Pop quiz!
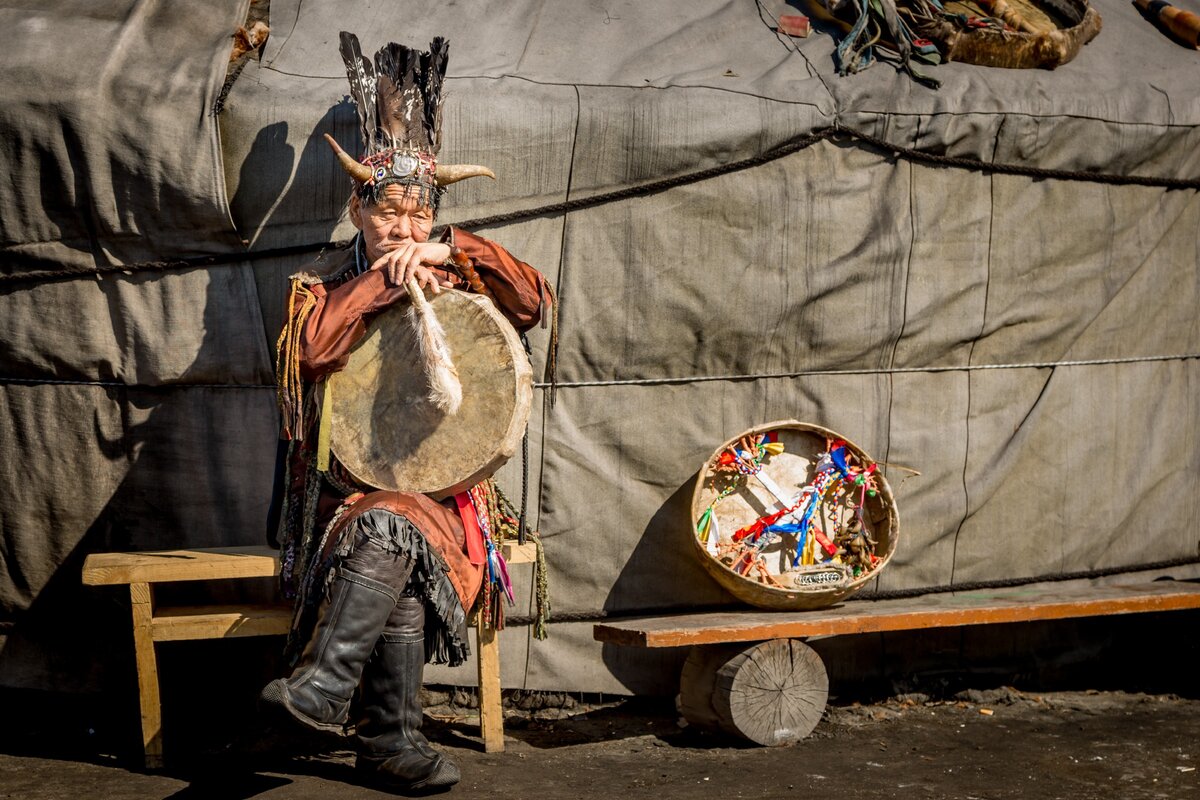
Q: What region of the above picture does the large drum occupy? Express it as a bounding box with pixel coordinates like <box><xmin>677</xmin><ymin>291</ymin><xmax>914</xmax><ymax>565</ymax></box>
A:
<box><xmin>691</xmin><ymin>420</ymin><xmax>899</xmax><ymax>610</ymax></box>
<box><xmin>327</xmin><ymin>288</ymin><xmax>533</xmax><ymax>499</ymax></box>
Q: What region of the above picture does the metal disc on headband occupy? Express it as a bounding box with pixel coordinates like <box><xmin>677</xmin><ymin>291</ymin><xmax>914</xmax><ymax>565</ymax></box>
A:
<box><xmin>328</xmin><ymin>289</ymin><xmax>533</xmax><ymax>499</ymax></box>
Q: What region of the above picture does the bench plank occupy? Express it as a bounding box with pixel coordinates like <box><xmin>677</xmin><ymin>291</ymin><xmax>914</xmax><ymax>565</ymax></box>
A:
<box><xmin>82</xmin><ymin>542</ymin><xmax>536</xmax><ymax>587</ymax></box>
<box><xmin>152</xmin><ymin>605</ymin><xmax>293</xmax><ymax>642</ymax></box>
<box><xmin>594</xmin><ymin>581</ymin><xmax>1200</xmax><ymax>648</ymax></box>
<box><xmin>82</xmin><ymin>546</ymin><xmax>280</xmax><ymax>586</ymax></box>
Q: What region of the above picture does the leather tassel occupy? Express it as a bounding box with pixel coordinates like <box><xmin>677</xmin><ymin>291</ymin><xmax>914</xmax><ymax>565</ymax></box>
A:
<box><xmin>406</xmin><ymin>279</ymin><xmax>462</xmax><ymax>415</ymax></box>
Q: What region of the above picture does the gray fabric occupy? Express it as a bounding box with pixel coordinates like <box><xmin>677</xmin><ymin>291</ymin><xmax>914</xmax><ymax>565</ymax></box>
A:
<box><xmin>0</xmin><ymin>0</ymin><xmax>247</xmax><ymax>278</ymax></box>
<box><xmin>0</xmin><ymin>265</ymin><xmax>272</xmax><ymax>385</ymax></box>
<box><xmin>2</xmin><ymin>0</ymin><xmax>1198</xmax><ymax>695</ymax></box>
<box><xmin>250</xmin><ymin>0</ymin><xmax>1200</xmax><ymax>189</ymax></box>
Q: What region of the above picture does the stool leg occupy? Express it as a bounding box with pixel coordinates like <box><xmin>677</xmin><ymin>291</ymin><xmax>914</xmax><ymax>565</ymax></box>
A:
<box><xmin>475</xmin><ymin>624</ymin><xmax>503</xmax><ymax>753</ymax></box>
<box><xmin>129</xmin><ymin>582</ymin><xmax>163</xmax><ymax>769</ymax></box>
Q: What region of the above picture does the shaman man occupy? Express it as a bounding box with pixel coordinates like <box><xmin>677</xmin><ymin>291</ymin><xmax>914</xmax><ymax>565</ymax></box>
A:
<box><xmin>261</xmin><ymin>32</ymin><xmax>550</xmax><ymax>793</ymax></box>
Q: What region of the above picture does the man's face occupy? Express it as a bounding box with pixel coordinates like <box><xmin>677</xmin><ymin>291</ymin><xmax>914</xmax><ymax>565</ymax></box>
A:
<box><xmin>351</xmin><ymin>184</ymin><xmax>435</xmax><ymax>263</ymax></box>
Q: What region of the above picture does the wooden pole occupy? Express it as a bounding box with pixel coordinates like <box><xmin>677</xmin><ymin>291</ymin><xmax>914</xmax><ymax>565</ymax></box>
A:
<box><xmin>129</xmin><ymin>582</ymin><xmax>163</xmax><ymax>769</ymax></box>
<box><xmin>1135</xmin><ymin>0</ymin><xmax>1200</xmax><ymax>48</ymax></box>
<box><xmin>476</xmin><ymin>624</ymin><xmax>504</xmax><ymax>753</ymax></box>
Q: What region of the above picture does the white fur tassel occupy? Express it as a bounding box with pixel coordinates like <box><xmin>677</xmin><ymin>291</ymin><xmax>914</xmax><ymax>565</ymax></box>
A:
<box><xmin>406</xmin><ymin>279</ymin><xmax>463</xmax><ymax>415</ymax></box>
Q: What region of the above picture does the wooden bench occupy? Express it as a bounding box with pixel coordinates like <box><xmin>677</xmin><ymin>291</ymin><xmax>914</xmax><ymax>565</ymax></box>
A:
<box><xmin>82</xmin><ymin>542</ymin><xmax>536</xmax><ymax>768</ymax></box>
<box><xmin>594</xmin><ymin>580</ymin><xmax>1200</xmax><ymax>746</ymax></box>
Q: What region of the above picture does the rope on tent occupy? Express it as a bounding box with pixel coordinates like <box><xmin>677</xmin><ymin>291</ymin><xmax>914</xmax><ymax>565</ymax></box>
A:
<box><xmin>4</xmin><ymin>352</ymin><xmax>1198</xmax><ymax>392</ymax></box>
<box><xmin>4</xmin><ymin>125</ymin><xmax>1198</xmax><ymax>285</ymax></box>
<box><xmin>528</xmin><ymin>353</ymin><xmax>1200</xmax><ymax>391</ymax></box>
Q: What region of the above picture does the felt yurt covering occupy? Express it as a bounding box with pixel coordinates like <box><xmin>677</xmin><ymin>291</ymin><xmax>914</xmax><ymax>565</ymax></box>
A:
<box><xmin>1</xmin><ymin>0</ymin><xmax>1198</xmax><ymax>696</ymax></box>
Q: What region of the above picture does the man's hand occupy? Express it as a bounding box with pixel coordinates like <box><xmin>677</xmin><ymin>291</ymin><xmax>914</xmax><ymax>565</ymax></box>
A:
<box><xmin>371</xmin><ymin>242</ymin><xmax>454</xmax><ymax>293</ymax></box>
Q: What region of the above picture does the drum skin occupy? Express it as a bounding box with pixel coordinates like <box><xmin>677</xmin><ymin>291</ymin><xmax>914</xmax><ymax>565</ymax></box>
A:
<box><xmin>328</xmin><ymin>289</ymin><xmax>533</xmax><ymax>499</ymax></box>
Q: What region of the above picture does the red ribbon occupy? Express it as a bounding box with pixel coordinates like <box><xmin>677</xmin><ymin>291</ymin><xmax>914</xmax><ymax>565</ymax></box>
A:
<box><xmin>733</xmin><ymin>504</ymin><xmax>794</xmax><ymax>542</ymax></box>
<box><xmin>812</xmin><ymin>525</ymin><xmax>838</xmax><ymax>557</ymax></box>
<box><xmin>454</xmin><ymin>492</ymin><xmax>487</xmax><ymax>566</ymax></box>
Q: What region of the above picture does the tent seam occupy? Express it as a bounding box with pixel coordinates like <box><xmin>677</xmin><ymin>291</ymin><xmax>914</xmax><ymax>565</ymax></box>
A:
<box><xmin>949</xmin><ymin>168</ymin><xmax>995</xmax><ymax>586</ymax></box>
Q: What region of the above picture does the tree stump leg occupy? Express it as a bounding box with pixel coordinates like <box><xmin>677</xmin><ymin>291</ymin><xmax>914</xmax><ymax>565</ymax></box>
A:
<box><xmin>680</xmin><ymin>638</ymin><xmax>828</xmax><ymax>746</ymax></box>
<box><xmin>678</xmin><ymin>644</ymin><xmax>745</xmax><ymax>731</ymax></box>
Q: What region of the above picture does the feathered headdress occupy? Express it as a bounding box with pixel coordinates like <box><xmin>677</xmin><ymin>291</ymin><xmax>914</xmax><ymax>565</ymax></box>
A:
<box><xmin>324</xmin><ymin>31</ymin><xmax>494</xmax><ymax>206</ymax></box>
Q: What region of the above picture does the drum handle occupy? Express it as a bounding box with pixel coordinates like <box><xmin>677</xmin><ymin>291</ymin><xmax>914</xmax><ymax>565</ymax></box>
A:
<box><xmin>448</xmin><ymin>246</ymin><xmax>496</xmax><ymax>302</ymax></box>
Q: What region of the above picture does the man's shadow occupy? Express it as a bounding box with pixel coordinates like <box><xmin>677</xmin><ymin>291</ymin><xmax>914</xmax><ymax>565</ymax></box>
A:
<box><xmin>231</xmin><ymin>101</ymin><xmax>359</xmax><ymax>345</ymax></box>
<box><xmin>230</xmin><ymin>100</ymin><xmax>357</xmax><ymax>255</ymax></box>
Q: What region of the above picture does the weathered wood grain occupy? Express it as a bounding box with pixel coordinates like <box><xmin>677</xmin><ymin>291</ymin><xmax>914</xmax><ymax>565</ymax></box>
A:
<box><xmin>83</xmin><ymin>541</ymin><xmax>535</xmax><ymax>587</ymax></box>
<box><xmin>476</xmin><ymin>624</ymin><xmax>504</xmax><ymax>753</ymax></box>
<box><xmin>594</xmin><ymin>582</ymin><xmax>1200</xmax><ymax>648</ymax></box>
<box><xmin>129</xmin><ymin>582</ymin><xmax>163</xmax><ymax>769</ymax></box>
<box><xmin>711</xmin><ymin>639</ymin><xmax>827</xmax><ymax>746</ymax></box>
<box><xmin>678</xmin><ymin>644</ymin><xmax>744</xmax><ymax>731</ymax></box>
<box><xmin>151</xmin><ymin>604</ymin><xmax>292</xmax><ymax>641</ymax></box>
<box><xmin>82</xmin><ymin>546</ymin><xmax>280</xmax><ymax>585</ymax></box>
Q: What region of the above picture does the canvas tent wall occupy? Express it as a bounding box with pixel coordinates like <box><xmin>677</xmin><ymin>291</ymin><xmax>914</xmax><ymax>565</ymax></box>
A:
<box><xmin>1</xmin><ymin>0</ymin><xmax>1198</xmax><ymax>697</ymax></box>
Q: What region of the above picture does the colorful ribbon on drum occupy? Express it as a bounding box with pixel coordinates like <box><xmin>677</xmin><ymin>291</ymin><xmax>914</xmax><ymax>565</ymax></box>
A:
<box><xmin>698</xmin><ymin>437</ymin><xmax>882</xmax><ymax>584</ymax></box>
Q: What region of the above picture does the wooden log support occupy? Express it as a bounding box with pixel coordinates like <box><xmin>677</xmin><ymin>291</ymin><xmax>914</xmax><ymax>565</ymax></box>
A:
<box><xmin>679</xmin><ymin>640</ymin><xmax>828</xmax><ymax>746</ymax></box>
<box><xmin>717</xmin><ymin>639</ymin><xmax>827</xmax><ymax>746</ymax></box>
<box><xmin>678</xmin><ymin>644</ymin><xmax>745</xmax><ymax>731</ymax></box>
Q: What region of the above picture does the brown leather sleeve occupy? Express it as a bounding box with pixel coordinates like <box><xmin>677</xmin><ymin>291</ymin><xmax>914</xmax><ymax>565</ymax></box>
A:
<box><xmin>299</xmin><ymin>269</ymin><xmax>407</xmax><ymax>380</ymax></box>
<box><xmin>298</xmin><ymin>265</ymin><xmax>468</xmax><ymax>380</ymax></box>
<box><xmin>447</xmin><ymin>227</ymin><xmax>548</xmax><ymax>332</ymax></box>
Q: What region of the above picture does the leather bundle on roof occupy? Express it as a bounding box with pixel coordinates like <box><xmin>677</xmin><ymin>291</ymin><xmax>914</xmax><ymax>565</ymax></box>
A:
<box><xmin>822</xmin><ymin>0</ymin><xmax>1102</xmax><ymax>87</ymax></box>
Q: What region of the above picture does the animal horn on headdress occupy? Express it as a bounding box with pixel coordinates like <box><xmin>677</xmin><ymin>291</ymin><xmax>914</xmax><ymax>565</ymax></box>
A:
<box><xmin>435</xmin><ymin>165</ymin><xmax>496</xmax><ymax>186</ymax></box>
<box><xmin>323</xmin><ymin>133</ymin><xmax>374</xmax><ymax>184</ymax></box>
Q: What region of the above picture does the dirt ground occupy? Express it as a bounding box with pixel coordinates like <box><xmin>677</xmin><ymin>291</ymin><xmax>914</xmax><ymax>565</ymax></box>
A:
<box><xmin>1</xmin><ymin>688</ymin><xmax>1196</xmax><ymax>800</ymax></box>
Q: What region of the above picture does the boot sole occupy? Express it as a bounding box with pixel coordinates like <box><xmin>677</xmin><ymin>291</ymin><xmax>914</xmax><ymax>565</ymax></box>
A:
<box><xmin>259</xmin><ymin>679</ymin><xmax>347</xmax><ymax>735</ymax></box>
<box><xmin>356</xmin><ymin>756</ymin><xmax>461</xmax><ymax>794</ymax></box>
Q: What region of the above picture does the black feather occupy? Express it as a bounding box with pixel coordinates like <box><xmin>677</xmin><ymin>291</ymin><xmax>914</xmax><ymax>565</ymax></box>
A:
<box><xmin>424</xmin><ymin>38</ymin><xmax>448</xmax><ymax>154</ymax></box>
<box><xmin>338</xmin><ymin>31</ymin><xmax>376</xmax><ymax>151</ymax></box>
<box><xmin>374</xmin><ymin>43</ymin><xmax>419</xmax><ymax>151</ymax></box>
<box><xmin>339</xmin><ymin>35</ymin><xmax>450</xmax><ymax>157</ymax></box>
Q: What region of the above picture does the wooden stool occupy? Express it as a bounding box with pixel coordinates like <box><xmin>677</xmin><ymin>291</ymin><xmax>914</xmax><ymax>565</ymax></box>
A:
<box><xmin>82</xmin><ymin>542</ymin><xmax>535</xmax><ymax>768</ymax></box>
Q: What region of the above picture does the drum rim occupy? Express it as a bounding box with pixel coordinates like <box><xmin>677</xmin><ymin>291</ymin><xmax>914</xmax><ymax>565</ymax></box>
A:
<box><xmin>689</xmin><ymin>419</ymin><xmax>900</xmax><ymax>609</ymax></box>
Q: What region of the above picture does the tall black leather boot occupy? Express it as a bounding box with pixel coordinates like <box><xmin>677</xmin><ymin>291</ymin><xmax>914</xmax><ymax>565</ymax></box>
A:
<box><xmin>260</xmin><ymin>567</ymin><xmax>400</xmax><ymax>733</ymax></box>
<box><xmin>355</xmin><ymin>595</ymin><xmax>460</xmax><ymax>793</ymax></box>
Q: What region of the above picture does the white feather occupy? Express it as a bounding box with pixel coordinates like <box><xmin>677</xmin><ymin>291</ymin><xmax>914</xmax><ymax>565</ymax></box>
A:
<box><xmin>406</xmin><ymin>280</ymin><xmax>462</xmax><ymax>415</ymax></box>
